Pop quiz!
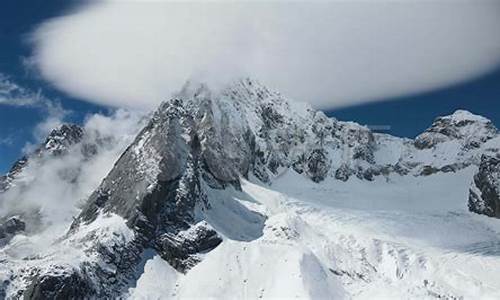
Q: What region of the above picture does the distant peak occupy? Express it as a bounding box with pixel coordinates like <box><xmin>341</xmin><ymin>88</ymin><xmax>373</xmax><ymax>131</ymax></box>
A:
<box><xmin>443</xmin><ymin>109</ymin><xmax>492</xmax><ymax>124</ymax></box>
<box><xmin>48</xmin><ymin>123</ymin><xmax>84</xmax><ymax>137</ymax></box>
<box><xmin>415</xmin><ymin>109</ymin><xmax>497</xmax><ymax>149</ymax></box>
<box><xmin>42</xmin><ymin>123</ymin><xmax>84</xmax><ymax>155</ymax></box>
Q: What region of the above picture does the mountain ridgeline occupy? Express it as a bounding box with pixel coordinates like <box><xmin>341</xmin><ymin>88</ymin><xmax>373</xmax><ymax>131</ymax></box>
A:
<box><xmin>1</xmin><ymin>79</ymin><xmax>500</xmax><ymax>298</ymax></box>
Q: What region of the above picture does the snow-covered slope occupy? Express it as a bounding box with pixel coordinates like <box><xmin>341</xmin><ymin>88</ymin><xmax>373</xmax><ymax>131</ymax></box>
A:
<box><xmin>155</xmin><ymin>171</ymin><xmax>500</xmax><ymax>299</ymax></box>
<box><xmin>1</xmin><ymin>79</ymin><xmax>500</xmax><ymax>299</ymax></box>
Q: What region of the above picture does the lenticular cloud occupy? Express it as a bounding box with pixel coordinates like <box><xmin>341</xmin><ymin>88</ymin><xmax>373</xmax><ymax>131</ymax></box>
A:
<box><xmin>32</xmin><ymin>0</ymin><xmax>500</xmax><ymax>109</ymax></box>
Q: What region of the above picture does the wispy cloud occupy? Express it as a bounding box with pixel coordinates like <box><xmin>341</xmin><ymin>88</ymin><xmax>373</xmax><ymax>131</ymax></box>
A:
<box><xmin>0</xmin><ymin>136</ymin><xmax>13</xmax><ymax>147</ymax></box>
<box><xmin>0</xmin><ymin>73</ymin><xmax>46</xmax><ymax>107</ymax></box>
<box><xmin>0</xmin><ymin>73</ymin><xmax>72</xmax><ymax>152</ymax></box>
<box><xmin>22</xmin><ymin>101</ymin><xmax>70</xmax><ymax>154</ymax></box>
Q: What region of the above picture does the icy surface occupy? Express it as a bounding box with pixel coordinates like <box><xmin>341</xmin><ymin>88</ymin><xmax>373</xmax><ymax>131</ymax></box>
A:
<box><xmin>125</xmin><ymin>170</ymin><xmax>500</xmax><ymax>299</ymax></box>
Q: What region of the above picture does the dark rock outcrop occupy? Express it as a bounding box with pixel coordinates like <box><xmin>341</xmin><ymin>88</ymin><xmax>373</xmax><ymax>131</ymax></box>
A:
<box><xmin>23</xmin><ymin>269</ymin><xmax>95</xmax><ymax>300</ymax></box>
<box><xmin>0</xmin><ymin>216</ymin><xmax>25</xmax><ymax>241</ymax></box>
<box><xmin>27</xmin><ymin>98</ymin><xmax>231</xmax><ymax>297</ymax></box>
<box><xmin>38</xmin><ymin>124</ymin><xmax>85</xmax><ymax>156</ymax></box>
<box><xmin>469</xmin><ymin>155</ymin><xmax>500</xmax><ymax>218</ymax></box>
<box><xmin>155</xmin><ymin>221</ymin><xmax>222</xmax><ymax>272</ymax></box>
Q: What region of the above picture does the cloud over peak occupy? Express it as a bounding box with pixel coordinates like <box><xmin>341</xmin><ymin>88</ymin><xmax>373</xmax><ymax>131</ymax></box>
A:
<box><xmin>32</xmin><ymin>0</ymin><xmax>500</xmax><ymax>109</ymax></box>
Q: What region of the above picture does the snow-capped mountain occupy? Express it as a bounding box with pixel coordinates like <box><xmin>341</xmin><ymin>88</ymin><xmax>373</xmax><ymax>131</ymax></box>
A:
<box><xmin>1</xmin><ymin>79</ymin><xmax>500</xmax><ymax>299</ymax></box>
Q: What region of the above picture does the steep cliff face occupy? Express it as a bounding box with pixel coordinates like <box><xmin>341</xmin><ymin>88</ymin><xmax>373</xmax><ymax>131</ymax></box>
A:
<box><xmin>469</xmin><ymin>155</ymin><xmax>500</xmax><ymax>218</ymax></box>
<box><xmin>70</xmin><ymin>98</ymin><xmax>224</xmax><ymax>286</ymax></box>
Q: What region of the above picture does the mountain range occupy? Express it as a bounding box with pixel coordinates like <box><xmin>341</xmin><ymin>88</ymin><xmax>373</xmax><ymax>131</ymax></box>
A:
<box><xmin>1</xmin><ymin>79</ymin><xmax>500</xmax><ymax>299</ymax></box>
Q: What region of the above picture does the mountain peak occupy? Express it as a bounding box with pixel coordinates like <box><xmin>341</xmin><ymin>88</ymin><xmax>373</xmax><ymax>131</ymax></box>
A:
<box><xmin>174</xmin><ymin>78</ymin><xmax>271</xmax><ymax>102</ymax></box>
<box><xmin>42</xmin><ymin>123</ymin><xmax>84</xmax><ymax>154</ymax></box>
<box><xmin>444</xmin><ymin>109</ymin><xmax>493</xmax><ymax>125</ymax></box>
<box><xmin>414</xmin><ymin>109</ymin><xmax>497</xmax><ymax>150</ymax></box>
<box><xmin>175</xmin><ymin>80</ymin><xmax>212</xmax><ymax>101</ymax></box>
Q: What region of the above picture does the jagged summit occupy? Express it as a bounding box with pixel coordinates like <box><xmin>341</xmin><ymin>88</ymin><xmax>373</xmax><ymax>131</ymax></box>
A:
<box><xmin>40</xmin><ymin>124</ymin><xmax>84</xmax><ymax>155</ymax></box>
<box><xmin>415</xmin><ymin>109</ymin><xmax>497</xmax><ymax>150</ymax></box>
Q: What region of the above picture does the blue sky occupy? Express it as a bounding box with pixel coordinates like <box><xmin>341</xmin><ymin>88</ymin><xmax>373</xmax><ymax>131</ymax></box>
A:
<box><xmin>0</xmin><ymin>0</ymin><xmax>105</xmax><ymax>172</ymax></box>
<box><xmin>328</xmin><ymin>67</ymin><xmax>500</xmax><ymax>137</ymax></box>
<box><xmin>1</xmin><ymin>0</ymin><xmax>499</xmax><ymax>173</ymax></box>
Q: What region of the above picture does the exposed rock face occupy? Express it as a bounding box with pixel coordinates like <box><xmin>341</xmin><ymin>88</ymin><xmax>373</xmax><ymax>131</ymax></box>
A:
<box><xmin>415</xmin><ymin>110</ymin><xmax>497</xmax><ymax>150</ymax></box>
<box><xmin>75</xmin><ymin>99</ymin><xmax>196</xmax><ymax>228</ymax></box>
<box><xmin>0</xmin><ymin>157</ymin><xmax>28</xmax><ymax>193</ymax></box>
<box><xmin>38</xmin><ymin>124</ymin><xmax>85</xmax><ymax>156</ymax></box>
<box><xmin>211</xmin><ymin>79</ymin><xmax>380</xmax><ymax>183</ymax></box>
<box><xmin>0</xmin><ymin>216</ymin><xmax>25</xmax><ymax>243</ymax></box>
<box><xmin>25</xmin><ymin>97</ymin><xmax>228</xmax><ymax>297</ymax></box>
<box><xmin>23</xmin><ymin>269</ymin><xmax>95</xmax><ymax>300</ymax></box>
<box><xmin>155</xmin><ymin>221</ymin><xmax>222</xmax><ymax>272</ymax></box>
<box><xmin>469</xmin><ymin>155</ymin><xmax>500</xmax><ymax>218</ymax></box>
<box><xmin>304</xmin><ymin>149</ymin><xmax>330</xmax><ymax>183</ymax></box>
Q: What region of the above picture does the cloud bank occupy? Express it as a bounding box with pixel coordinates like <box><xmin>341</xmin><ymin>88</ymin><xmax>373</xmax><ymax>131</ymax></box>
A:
<box><xmin>32</xmin><ymin>0</ymin><xmax>500</xmax><ymax>109</ymax></box>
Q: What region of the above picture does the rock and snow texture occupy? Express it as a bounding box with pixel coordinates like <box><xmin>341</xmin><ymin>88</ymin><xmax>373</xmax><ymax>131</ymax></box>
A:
<box><xmin>132</xmin><ymin>170</ymin><xmax>500</xmax><ymax>299</ymax></box>
<box><xmin>0</xmin><ymin>111</ymin><xmax>143</xmax><ymax>298</ymax></box>
<box><xmin>1</xmin><ymin>79</ymin><xmax>500</xmax><ymax>299</ymax></box>
<box><xmin>414</xmin><ymin>110</ymin><xmax>497</xmax><ymax>150</ymax></box>
<box><xmin>469</xmin><ymin>154</ymin><xmax>500</xmax><ymax>218</ymax></box>
<box><xmin>0</xmin><ymin>124</ymin><xmax>84</xmax><ymax>193</ymax></box>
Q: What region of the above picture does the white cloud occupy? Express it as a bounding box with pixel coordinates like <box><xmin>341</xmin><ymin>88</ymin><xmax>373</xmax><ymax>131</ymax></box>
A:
<box><xmin>0</xmin><ymin>73</ymin><xmax>74</xmax><ymax>151</ymax></box>
<box><xmin>0</xmin><ymin>73</ymin><xmax>44</xmax><ymax>107</ymax></box>
<box><xmin>0</xmin><ymin>136</ymin><xmax>13</xmax><ymax>147</ymax></box>
<box><xmin>32</xmin><ymin>0</ymin><xmax>500</xmax><ymax>109</ymax></box>
<box><xmin>33</xmin><ymin>101</ymin><xmax>69</xmax><ymax>139</ymax></box>
<box><xmin>0</xmin><ymin>109</ymin><xmax>144</xmax><ymax>253</ymax></box>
